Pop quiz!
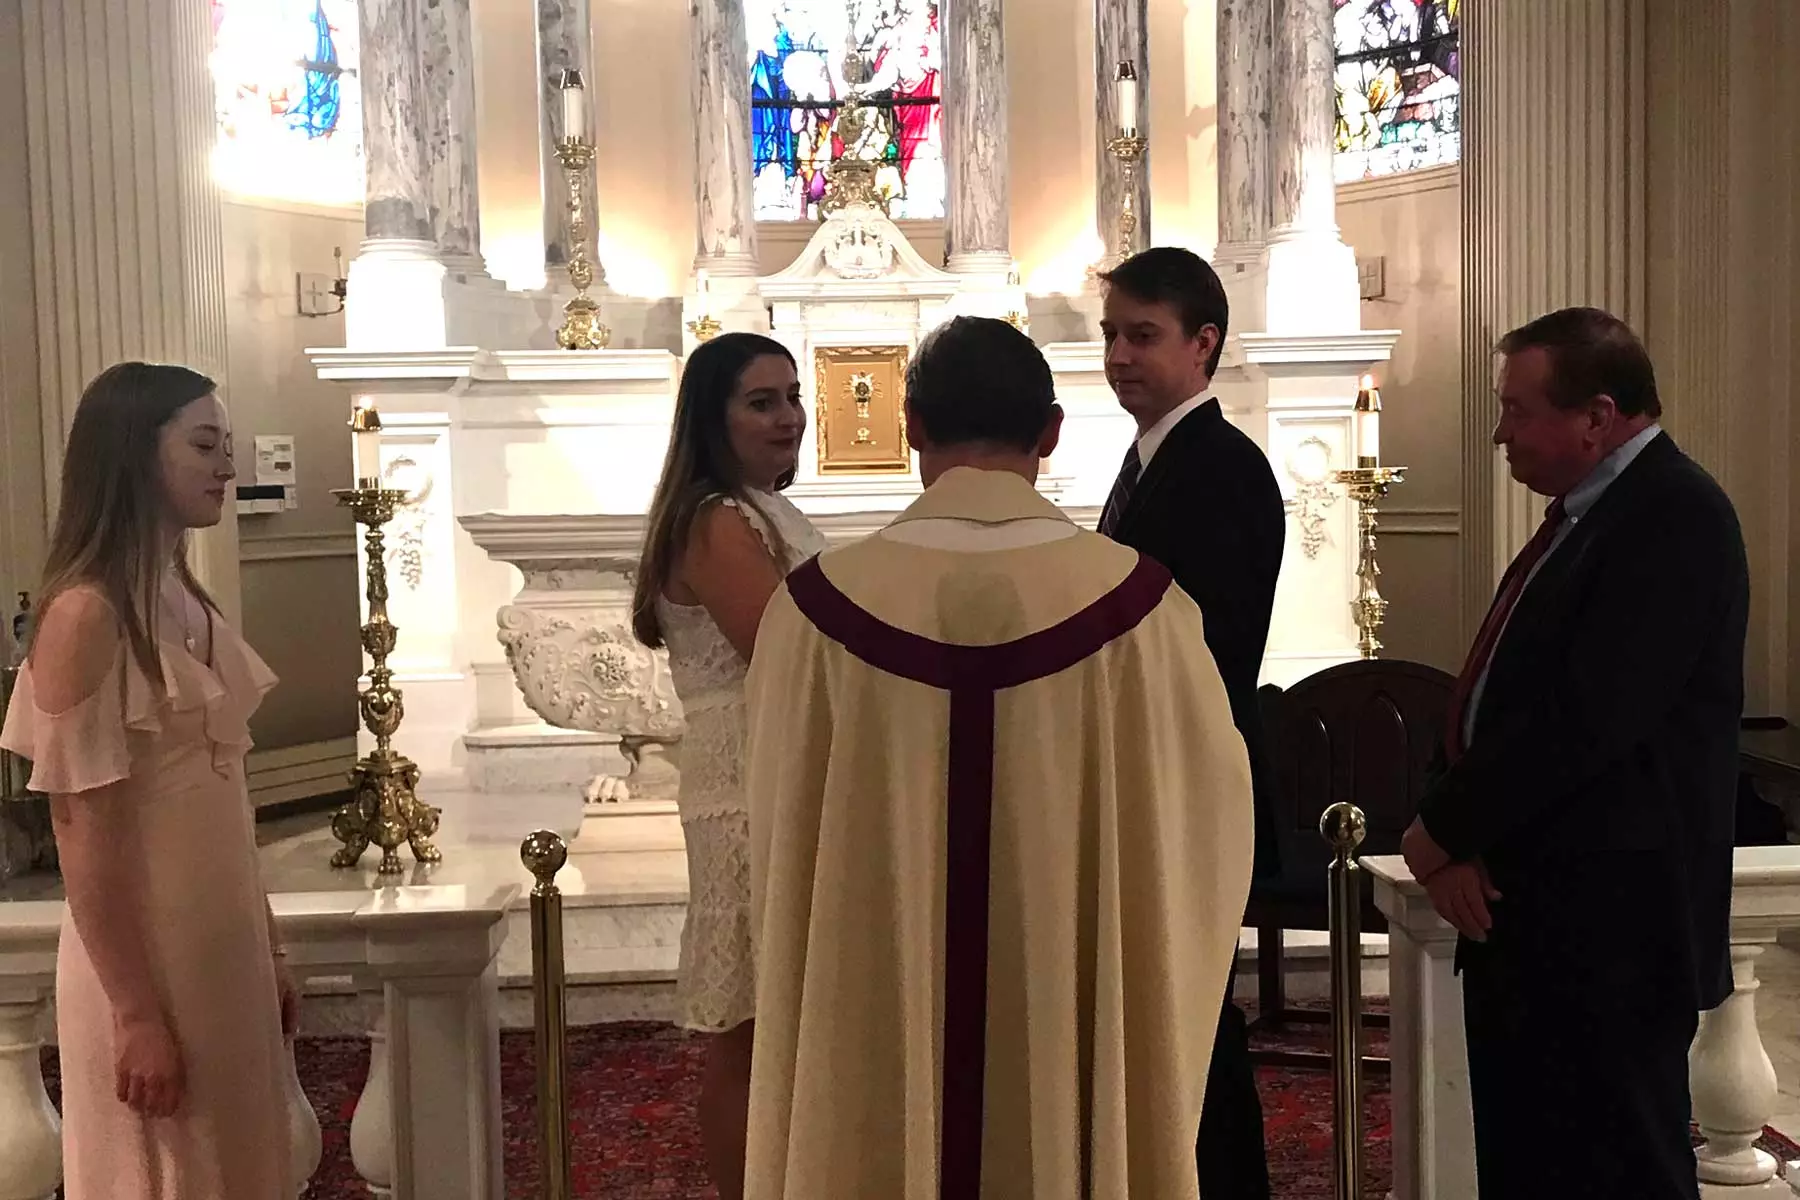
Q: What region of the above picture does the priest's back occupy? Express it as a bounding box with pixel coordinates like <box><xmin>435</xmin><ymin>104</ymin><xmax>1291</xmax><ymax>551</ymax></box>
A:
<box><xmin>743</xmin><ymin>464</ymin><xmax>1254</xmax><ymax>1200</ymax></box>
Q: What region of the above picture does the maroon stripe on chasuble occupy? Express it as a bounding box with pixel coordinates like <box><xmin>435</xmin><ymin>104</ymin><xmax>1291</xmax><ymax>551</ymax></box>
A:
<box><xmin>784</xmin><ymin>552</ymin><xmax>1173</xmax><ymax>1200</ymax></box>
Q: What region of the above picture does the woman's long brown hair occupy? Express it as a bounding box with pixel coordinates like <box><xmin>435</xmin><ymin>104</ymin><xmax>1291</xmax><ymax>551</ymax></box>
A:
<box><xmin>30</xmin><ymin>362</ymin><xmax>221</xmax><ymax>687</ymax></box>
<box><xmin>631</xmin><ymin>334</ymin><xmax>797</xmax><ymax>650</ymax></box>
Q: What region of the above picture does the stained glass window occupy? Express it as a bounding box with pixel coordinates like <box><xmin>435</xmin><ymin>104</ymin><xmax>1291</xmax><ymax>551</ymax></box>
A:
<box><xmin>747</xmin><ymin>0</ymin><xmax>945</xmax><ymax>221</ymax></box>
<box><xmin>210</xmin><ymin>0</ymin><xmax>364</xmax><ymax>206</ymax></box>
<box><xmin>1333</xmin><ymin>0</ymin><xmax>1460</xmax><ymax>183</ymax></box>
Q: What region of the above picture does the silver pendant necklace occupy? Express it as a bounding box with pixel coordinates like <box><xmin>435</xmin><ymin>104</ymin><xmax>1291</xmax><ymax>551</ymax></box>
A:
<box><xmin>164</xmin><ymin>573</ymin><xmax>198</xmax><ymax>654</ymax></box>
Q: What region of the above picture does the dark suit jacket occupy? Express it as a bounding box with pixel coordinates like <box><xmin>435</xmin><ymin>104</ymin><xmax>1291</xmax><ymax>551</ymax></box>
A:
<box><xmin>1108</xmin><ymin>398</ymin><xmax>1287</xmax><ymax>880</ymax></box>
<box><xmin>1418</xmin><ymin>431</ymin><xmax>1748</xmax><ymax>1012</ymax></box>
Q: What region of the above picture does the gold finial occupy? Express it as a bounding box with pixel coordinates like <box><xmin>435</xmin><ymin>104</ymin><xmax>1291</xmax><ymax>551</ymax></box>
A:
<box><xmin>521</xmin><ymin>829</ymin><xmax>569</xmax><ymax>894</ymax></box>
<box><xmin>1319</xmin><ymin>802</ymin><xmax>1368</xmax><ymax>856</ymax></box>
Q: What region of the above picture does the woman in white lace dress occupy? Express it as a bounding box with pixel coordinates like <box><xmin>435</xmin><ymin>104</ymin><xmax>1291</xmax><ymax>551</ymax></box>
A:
<box><xmin>630</xmin><ymin>333</ymin><xmax>827</xmax><ymax>1199</ymax></box>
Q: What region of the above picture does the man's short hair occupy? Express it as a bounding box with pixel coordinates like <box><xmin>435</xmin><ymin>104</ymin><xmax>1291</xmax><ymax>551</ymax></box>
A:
<box><xmin>1099</xmin><ymin>246</ymin><xmax>1230</xmax><ymax>376</ymax></box>
<box><xmin>905</xmin><ymin>316</ymin><xmax>1056</xmax><ymax>452</ymax></box>
<box><xmin>1496</xmin><ymin>307</ymin><xmax>1662</xmax><ymax>419</ymax></box>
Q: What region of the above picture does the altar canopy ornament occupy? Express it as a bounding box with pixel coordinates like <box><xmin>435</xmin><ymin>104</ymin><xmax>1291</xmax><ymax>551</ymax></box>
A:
<box><xmin>329</xmin><ymin>402</ymin><xmax>444</xmax><ymax>875</ymax></box>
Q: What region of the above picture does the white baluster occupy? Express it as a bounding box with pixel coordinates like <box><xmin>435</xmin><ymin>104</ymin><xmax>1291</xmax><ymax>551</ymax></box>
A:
<box><xmin>1690</xmin><ymin>938</ymin><xmax>1785</xmax><ymax>1195</ymax></box>
<box><xmin>0</xmin><ymin>993</ymin><xmax>60</xmax><ymax>1200</ymax></box>
<box><xmin>284</xmin><ymin>1033</ymin><xmax>322</xmax><ymax>1196</ymax></box>
<box><xmin>350</xmin><ymin>1008</ymin><xmax>395</xmax><ymax>1198</ymax></box>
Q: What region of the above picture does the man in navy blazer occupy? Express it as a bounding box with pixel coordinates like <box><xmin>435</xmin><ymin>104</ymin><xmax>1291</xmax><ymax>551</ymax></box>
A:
<box><xmin>1403</xmin><ymin>307</ymin><xmax>1748</xmax><ymax>1199</ymax></box>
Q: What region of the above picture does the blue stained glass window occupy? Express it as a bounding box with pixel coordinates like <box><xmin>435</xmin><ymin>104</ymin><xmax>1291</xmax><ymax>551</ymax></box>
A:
<box><xmin>1333</xmin><ymin>0</ymin><xmax>1460</xmax><ymax>182</ymax></box>
<box><xmin>210</xmin><ymin>0</ymin><xmax>364</xmax><ymax>206</ymax></box>
<box><xmin>747</xmin><ymin>0</ymin><xmax>945</xmax><ymax>221</ymax></box>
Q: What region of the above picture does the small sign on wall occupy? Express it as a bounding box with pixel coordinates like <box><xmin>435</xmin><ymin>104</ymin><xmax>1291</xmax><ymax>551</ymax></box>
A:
<box><xmin>1357</xmin><ymin>256</ymin><xmax>1387</xmax><ymax>301</ymax></box>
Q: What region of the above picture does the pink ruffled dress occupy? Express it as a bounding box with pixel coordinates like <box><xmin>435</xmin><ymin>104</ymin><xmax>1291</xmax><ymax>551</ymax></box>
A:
<box><xmin>0</xmin><ymin>587</ymin><xmax>291</xmax><ymax>1199</ymax></box>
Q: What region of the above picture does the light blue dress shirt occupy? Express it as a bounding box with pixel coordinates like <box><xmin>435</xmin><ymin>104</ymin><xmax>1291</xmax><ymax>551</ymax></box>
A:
<box><xmin>1461</xmin><ymin>424</ymin><xmax>1665</xmax><ymax>747</ymax></box>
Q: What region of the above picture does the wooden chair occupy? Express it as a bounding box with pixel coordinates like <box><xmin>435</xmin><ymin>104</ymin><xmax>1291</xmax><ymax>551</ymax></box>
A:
<box><xmin>1244</xmin><ymin>659</ymin><xmax>1454</xmax><ymax>1069</ymax></box>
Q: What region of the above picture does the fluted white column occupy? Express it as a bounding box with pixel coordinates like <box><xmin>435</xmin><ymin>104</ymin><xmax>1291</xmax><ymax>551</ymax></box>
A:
<box><xmin>944</xmin><ymin>0</ymin><xmax>1010</xmax><ymax>280</ymax></box>
<box><xmin>422</xmin><ymin>0</ymin><xmax>488</xmax><ymax>280</ymax></box>
<box><xmin>1264</xmin><ymin>0</ymin><xmax>1357</xmax><ymax>333</ymax></box>
<box><xmin>1458</xmin><ymin>0</ymin><xmax>1648</xmax><ymax>639</ymax></box>
<box><xmin>1094</xmin><ymin>0</ymin><xmax>1150</xmax><ymax>259</ymax></box>
<box><xmin>348</xmin><ymin>0</ymin><xmax>448</xmax><ymax>349</ymax></box>
<box><xmin>691</xmin><ymin>0</ymin><xmax>759</xmax><ymax>279</ymax></box>
<box><xmin>15</xmin><ymin>0</ymin><xmax>240</xmax><ymax>621</ymax></box>
<box><xmin>536</xmin><ymin>0</ymin><xmax>598</xmax><ymax>285</ymax></box>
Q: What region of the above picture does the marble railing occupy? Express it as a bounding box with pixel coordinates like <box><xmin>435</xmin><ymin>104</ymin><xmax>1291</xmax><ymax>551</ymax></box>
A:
<box><xmin>1368</xmin><ymin>846</ymin><xmax>1800</xmax><ymax>1199</ymax></box>
<box><xmin>0</xmin><ymin>881</ymin><xmax>518</xmax><ymax>1200</ymax></box>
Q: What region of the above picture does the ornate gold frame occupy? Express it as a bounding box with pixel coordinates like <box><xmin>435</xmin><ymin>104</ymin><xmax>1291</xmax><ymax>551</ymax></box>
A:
<box><xmin>813</xmin><ymin>344</ymin><xmax>912</xmax><ymax>475</ymax></box>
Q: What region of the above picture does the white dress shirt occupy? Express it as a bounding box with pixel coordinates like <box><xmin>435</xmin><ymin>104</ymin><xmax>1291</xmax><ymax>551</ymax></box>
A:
<box><xmin>1136</xmin><ymin>392</ymin><xmax>1212</xmax><ymax>470</ymax></box>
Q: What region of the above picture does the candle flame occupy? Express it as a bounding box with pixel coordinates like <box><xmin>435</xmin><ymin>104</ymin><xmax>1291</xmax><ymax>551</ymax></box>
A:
<box><xmin>1359</xmin><ymin>373</ymin><xmax>1375</xmax><ymax>390</ymax></box>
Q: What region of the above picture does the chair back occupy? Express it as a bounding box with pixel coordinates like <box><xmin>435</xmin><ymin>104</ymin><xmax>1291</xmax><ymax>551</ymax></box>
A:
<box><xmin>1258</xmin><ymin>659</ymin><xmax>1454</xmax><ymax>921</ymax></box>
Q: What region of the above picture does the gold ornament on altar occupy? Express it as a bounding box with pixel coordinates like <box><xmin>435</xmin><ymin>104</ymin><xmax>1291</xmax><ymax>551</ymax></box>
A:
<box><xmin>554</xmin><ymin>69</ymin><xmax>610</xmax><ymax>351</ymax></box>
<box><xmin>329</xmin><ymin>401</ymin><xmax>443</xmax><ymax>875</ymax></box>
<box><xmin>686</xmin><ymin>267</ymin><xmax>722</xmax><ymax>344</ymax></box>
<box><xmin>1330</xmin><ymin>376</ymin><xmax>1405</xmax><ymax>659</ymax></box>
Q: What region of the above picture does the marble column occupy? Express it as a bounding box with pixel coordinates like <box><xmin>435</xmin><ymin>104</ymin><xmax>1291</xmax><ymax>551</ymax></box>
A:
<box><xmin>537</xmin><ymin>0</ymin><xmax>595</xmax><ymax>282</ymax></box>
<box><xmin>1094</xmin><ymin>0</ymin><xmax>1150</xmax><ymax>261</ymax></box>
<box><xmin>350</xmin><ymin>0</ymin><xmax>448</xmax><ymax>348</ymax></box>
<box><xmin>944</xmin><ymin>0</ymin><xmax>1011</xmax><ymax>280</ymax></box>
<box><xmin>1263</xmin><ymin>0</ymin><xmax>1358</xmax><ymax>334</ymax></box>
<box><xmin>12</xmin><ymin>0</ymin><xmax>240</xmax><ymax>619</ymax></box>
<box><xmin>422</xmin><ymin>0</ymin><xmax>488</xmax><ymax>280</ymax></box>
<box><xmin>1215</xmin><ymin>0</ymin><xmax>1272</xmax><ymax>254</ymax></box>
<box><xmin>691</xmin><ymin>0</ymin><xmax>760</xmax><ymax>279</ymax></box>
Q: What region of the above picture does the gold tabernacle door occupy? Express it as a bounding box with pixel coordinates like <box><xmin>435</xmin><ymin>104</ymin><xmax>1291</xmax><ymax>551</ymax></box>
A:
<box><xmin>813</xmin><ymin>344</ymin><xmax>911</xmax><ymax>474</ymax></box>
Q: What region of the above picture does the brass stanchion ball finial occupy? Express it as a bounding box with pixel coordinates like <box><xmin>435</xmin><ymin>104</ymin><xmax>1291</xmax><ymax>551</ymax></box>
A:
<box><xmin>1320</xmin><ymin>802</ymin><xmax>1367</xmax><ymax>857</ymax></box>
<box><xmin>521</xmin><ymin>830</ymin><xmax>568</xmax><ymax>893</ymax></box>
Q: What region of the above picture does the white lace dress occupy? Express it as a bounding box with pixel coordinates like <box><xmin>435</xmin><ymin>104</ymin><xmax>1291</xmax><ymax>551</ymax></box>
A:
<box><xmin>657</xmin><ymin>490</ymin><xmax>828</xmax><ymax>1032</ymax></box>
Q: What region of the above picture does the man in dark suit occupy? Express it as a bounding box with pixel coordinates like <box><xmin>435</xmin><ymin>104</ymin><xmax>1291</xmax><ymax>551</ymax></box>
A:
<box><xmin>1097</xmin><ymin>247</ymin><xmax>1285</xmax><ymax>1199</ymax></box>
<box><xmin>1402</xmin><ymin>307</ymin><xmax>1748</xmax><ymax>1199</ymax></box>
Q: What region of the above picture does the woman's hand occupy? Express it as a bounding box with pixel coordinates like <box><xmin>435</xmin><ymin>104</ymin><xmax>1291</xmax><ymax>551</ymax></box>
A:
<box><xmin>274</xmin><ymin>956</ymin><xmax>300</xmax><ymax>1040</ymax></box>
<box><xmin>113</xmin><ymin>1010</ymin><xmax>184</xmax><ymax>1118</ymax></box>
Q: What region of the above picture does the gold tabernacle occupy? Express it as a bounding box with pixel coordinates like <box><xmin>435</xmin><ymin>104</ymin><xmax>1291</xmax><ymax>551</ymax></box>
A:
<box><xmin>814</xmin><ymin>345</ymin><xmax>911</xmax><ymax>474</ymax></box>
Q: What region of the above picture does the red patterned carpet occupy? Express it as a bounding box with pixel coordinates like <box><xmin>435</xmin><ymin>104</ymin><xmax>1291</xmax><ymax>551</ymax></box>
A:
<box><xmin>38</xmin><ymin>1012</ymin><xmax>1800</xmax><ymax>1198</ymax></box>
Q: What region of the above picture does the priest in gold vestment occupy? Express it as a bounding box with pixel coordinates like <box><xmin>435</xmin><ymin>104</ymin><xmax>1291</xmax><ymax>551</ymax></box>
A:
<box><xmin>743</xmin><ymin>317</ymin><xmax>1255</xmax><ymax>1199</ymax></box>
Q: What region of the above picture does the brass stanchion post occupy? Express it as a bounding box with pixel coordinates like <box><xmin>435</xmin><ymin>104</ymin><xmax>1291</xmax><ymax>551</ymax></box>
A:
<box><xmin>521</xmin><ymin>831</ymin><xmax>572</xmax><ymax>1200</ymax></box>
<box><xmin>1321</xmin><ymin>801</ymin><xmax>1368</xmax><ymax>1200</ymax></box>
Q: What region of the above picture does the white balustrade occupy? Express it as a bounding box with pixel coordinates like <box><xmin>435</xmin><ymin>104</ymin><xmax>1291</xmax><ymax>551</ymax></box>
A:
<box><xmin>0</xmin><ymin>882</ymin><xmax>518</xmax><ymax>1200</ymax></box>
<box><xmin>1368</xmin><ymin>846</ymin><xmax>1800</xmax><ymax>1200</ymax></box>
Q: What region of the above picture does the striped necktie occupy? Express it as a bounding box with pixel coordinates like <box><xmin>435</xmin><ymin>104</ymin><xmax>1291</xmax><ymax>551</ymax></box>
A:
<box><xmin>1098</xmin><ymin>443</ymin><xmax>1142</xmax><ymax>538</ymax></box>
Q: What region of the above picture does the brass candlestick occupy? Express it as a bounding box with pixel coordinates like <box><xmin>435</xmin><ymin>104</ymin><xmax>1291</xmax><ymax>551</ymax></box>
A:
<box><xmin>1107</xmin><ymin>133</ymin><xmax>1147</xmax><ymax>263</ymax></box>
<box><xmin>329</xmin><ymin>407</ymin><xmax>442</xmax><ymax>875</ymax></box>
<box><xmin>685</xmin><ymin>313</ymin><xmax>722</xmax><ymax>343</ymax></box>
<box><xmin>553</xmin><ymin>136</ymin><xmax>609</xmax><ymax>350</ymax></box>
<box><xmin>1330</xmin><ymin>465</ymin><xmax>1407</xmax><ymax>659</ymax></box>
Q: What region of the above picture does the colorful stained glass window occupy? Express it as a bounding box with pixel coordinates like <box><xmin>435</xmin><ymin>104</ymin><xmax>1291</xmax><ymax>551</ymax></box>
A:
<box><xmin>210</xmin><ymin>0</ymin><xmax>364</xmax><ymax>206</ymax></box>
<box><xmin>1333</xmin><ymin>0</ymin><xmax>1460</xmax><ymax>183</ymax></box>
<box><xmin>747</xmin><ymin>0</ymin><xmax>945</xmax><ymax>221</ymax></box>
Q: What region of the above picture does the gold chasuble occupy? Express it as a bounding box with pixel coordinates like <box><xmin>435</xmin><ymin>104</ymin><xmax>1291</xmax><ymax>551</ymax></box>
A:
<box><xmin>744</xmin><ymin>468</ymin><xmax>1254</xmax><ymax>1200</ymax></box>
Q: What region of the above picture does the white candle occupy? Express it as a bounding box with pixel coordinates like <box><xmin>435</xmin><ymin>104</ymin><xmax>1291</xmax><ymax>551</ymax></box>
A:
<box><xmin>560</xmin><ymin>70</ymin><xmax>586</xmax><ymax>143</ymax></box>
<box><xmin>1354</xmin><ymin>374</ymin><xmax>1381</xmax><ymax>465</ymax></box>
<box><xmin>1117</xmin><ymin>65</ymin><xmax>1139</xmax><ymax>136</ymax></box>
<box><xmin>696</xmin><ymin>269</ymin><xmax>710</xmax><ymax>299</ymax></box>
<box><xmin>352</xmin><ymin>401</ymin><xmax>381</xmax><ymax>483</ymax></box>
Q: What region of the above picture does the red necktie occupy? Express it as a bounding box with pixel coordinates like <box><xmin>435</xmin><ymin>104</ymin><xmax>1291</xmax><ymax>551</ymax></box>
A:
<box><xmin>1443</xmin><ymin>498</ymin><xmax>1567</xmax><ymax>761</ymax></box>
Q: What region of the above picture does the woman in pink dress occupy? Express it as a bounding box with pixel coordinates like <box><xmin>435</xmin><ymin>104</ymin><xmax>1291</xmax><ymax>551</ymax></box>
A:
<box><xmin>0</xmin><ymin>362</ymin><xmax>297</xmax><ymax>1198</ymax></box>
